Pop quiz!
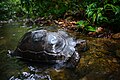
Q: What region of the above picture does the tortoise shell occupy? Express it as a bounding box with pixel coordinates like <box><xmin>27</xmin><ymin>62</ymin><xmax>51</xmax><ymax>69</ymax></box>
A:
<box><xmin>11</xmin><ymin>29</ymin><xmax>86</xmax><ymax>67</ymax></box>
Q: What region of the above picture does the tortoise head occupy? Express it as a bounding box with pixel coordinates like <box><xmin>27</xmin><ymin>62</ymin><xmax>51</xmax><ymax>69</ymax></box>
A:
<box><xmin>76</xmin><ymin>39</ymin><xmax>87</xmax><ymax>51</ymax></box>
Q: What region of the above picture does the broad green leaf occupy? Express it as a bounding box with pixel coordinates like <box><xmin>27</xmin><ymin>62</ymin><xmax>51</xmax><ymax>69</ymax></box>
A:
<box><xmin>85</xmin><ymin>26</ymin><xmax>96</xmax><ymax>32</ymax></box>
<box><xmin>97</xmin><ymin>13</ymin><xmax>102</xmax><ymax>22</ymax></box>
<box><xmin>100</xmin><ymin>16</ymin><xmax>108</xmax><ymax>22</ymax></box>
<box><xmin>76</xmin><ymin>20</ymin><xmax>89</xmax><ymax>29</ymax></box>
<box><xmin>87</xmin><ymin>11</ymin><xmax>94</xmax><ymax>18</ymax></box>
<box><xmin>115</xmin><ymin>6</ymin><xmax>120</xmax><ymax>14</ymax></box>
<box><xmin>104</xmin><ymin>4</ymin><xmax>118</xmax><ymax>13</ymax></box>
<box><xmin>97</xmin><ymin>8</ymin><xmax>103</xmax><ymax>13</ymax></box>
<box><xmin>76</xmin><ymin>20</ymin><xmax>85</xmax><ymax>28</ymax></box>
<box><xmin>92</xmin><ymin>13</ymin><xmax>96</xmax><ymax>23</ymax></box>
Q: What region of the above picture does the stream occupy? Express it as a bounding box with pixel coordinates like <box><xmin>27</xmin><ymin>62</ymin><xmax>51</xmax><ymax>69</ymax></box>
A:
<box><xmin>0</xmin><ymin>22</ymin><xmax>120</xmax><ymax>80</ymax></box>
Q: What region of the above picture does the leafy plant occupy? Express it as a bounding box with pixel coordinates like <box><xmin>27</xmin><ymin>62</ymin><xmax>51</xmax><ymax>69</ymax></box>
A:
<box><xmin>76</xmin><ymin>20</ymin><xmax>96</xmax><ymax>32</ymax></box>
<box><xmin>20</xmin><ymin>0</ymin><xmax>33</xmax><ymax>18</ymax></box>
<box><xmin>76</xmin><ymin>0</ymin><xmax>120</xmax><ymax>33</ymax></box>
<box><xmin>86</xmin><ymin>1</ymin><xmax>120</xmax><ymax>25</ymax></box>
<box><xmin>86</xmin><ymin>2</ymin><xmax>107</xmax><ymax>24</ymax></box>
<box><xmin>0</xmin><ymin>0</ymin><xmax>26</xmax><ymax>20</ymax></box>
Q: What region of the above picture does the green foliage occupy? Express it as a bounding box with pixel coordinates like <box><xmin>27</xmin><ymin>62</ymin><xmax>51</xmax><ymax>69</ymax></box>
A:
<box><xmin>87</xmin><ymin>3</ymin><xmax>110</xmax><ymax>24</ymax></box>
<box><xmin>0</xmin><ymin>0</ymin><xmax>26</xmax><ymax>20</ymax></box>
<box><xmin>0</xmin><ymin>0</ymin><xmax>120</xmax><ymax>33</ymax></box>
<box><xmin>76</xmin><ymin>0</ymin><xmax>120</xmax><ymax>33</ymax></box>
<box><xmin>76</xmin><ymin>20</ymin><xmax>96</xmax><ymax>32</ymax></box>
<box><xmin>85</xmin><ymin>0</ymin><xmax>120</xmax><ymax>25</ymax></box>
<box><xmin>76</xmin><ymin>20</ymin><xmax>89</xmax><ymax>28</ymax></box>
<box><xmin>18</xmin><ymin>0</ymin><xmax>70</xmax><ymax>18</ymax></box>
<box><xmin>20</xmin><ymin>0</ymin><xmax>33</xmax><ymax>17</ymax></box>
<box><xmin>0</xmin><ymin>0</ymin><xmax>85</xmax><ymax>20</ymax></box>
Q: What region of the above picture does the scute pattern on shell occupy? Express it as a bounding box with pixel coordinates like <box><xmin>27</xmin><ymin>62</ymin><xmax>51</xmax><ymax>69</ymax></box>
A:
<box><xmin>11</xmin><ymin>29</ymin><xmax>86</xmax><ymax>68</ymax></box>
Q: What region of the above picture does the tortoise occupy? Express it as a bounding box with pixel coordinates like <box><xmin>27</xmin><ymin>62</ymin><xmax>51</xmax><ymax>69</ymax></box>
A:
<box><xmin>9</xmin><ymin>29</ymin><xmax>86</xmax><ymax>68</ymax></box>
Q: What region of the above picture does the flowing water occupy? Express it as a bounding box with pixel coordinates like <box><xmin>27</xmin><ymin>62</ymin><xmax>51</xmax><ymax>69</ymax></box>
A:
<box><xmin>0</xmin><ymin>22</ymin><xmax>120</xmax><ymax>80</ymax></box>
